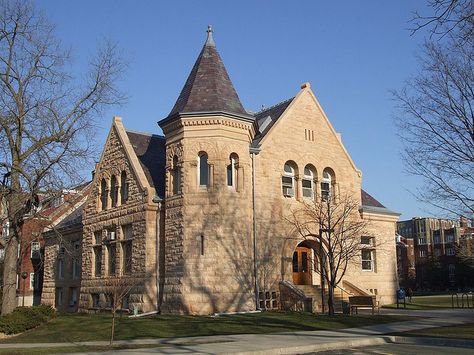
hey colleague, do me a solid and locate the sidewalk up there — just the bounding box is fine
[2,309,474,354]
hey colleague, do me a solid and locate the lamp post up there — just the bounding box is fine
[21,271,28,307]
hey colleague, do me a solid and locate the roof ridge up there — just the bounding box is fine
[256,97,294,116]
[125,129,164,139]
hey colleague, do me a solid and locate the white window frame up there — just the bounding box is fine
[282,163,295,197]
[227,155,238,189]
[29,272,35,290]
[302,166,314,199]
[361,249,374,271]
[418,237,426,245]
[419,250,427,257]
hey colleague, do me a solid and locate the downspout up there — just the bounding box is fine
[152,195,163,313]
[250,146,261,310]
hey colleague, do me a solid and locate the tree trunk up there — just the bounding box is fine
[327,283,335,316]
[1,234,19,315]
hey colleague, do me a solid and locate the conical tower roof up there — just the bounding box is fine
[164,26,249,120]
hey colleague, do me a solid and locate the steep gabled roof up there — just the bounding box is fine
[164,27,248,121]
[252,97,294,146]
[126,130,166,198]
[361,189,385,208]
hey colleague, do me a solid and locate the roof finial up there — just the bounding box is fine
[206,24,215,47]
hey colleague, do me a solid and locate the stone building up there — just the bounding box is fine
[47,28,401,314]
[396,217,465,290]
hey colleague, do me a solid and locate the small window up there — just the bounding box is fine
[122,224,133,240]
[57,259,64,279]
[361,250,373,271]
[29,272,35,290]
[282,162,296,197]
[292,252,298,272]
[120,171,129,204]
[94,246,102,277]
[110,175,118,207]
[200,235,205,256]
[72,258,80,279]
[419,250,426,257]
[361,236,373,246]
[321,169,333,201]
[94,231,102,245]
[448,264,456,282]
[302,166,314,199]
[108,244,116,276]
[70,287,78,307]
[172,156,181,194]
[100,178,107,210]
[227,154,239,189]
[418,237,426,245]
[56,288,63,307]
[31,241,41,259]
[446,247,455,256]
[122,240,132,274]
[91,293,100,308]
[446,233,455,243]
[198,152,209,187]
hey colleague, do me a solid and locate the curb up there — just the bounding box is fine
[392,336,474,349]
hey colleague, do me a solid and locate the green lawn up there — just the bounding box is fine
[1,311,414,344]
[394,323,474,340]
[383,294,458,309]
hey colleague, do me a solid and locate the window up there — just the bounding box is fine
[70,287,78,306]
[58,246,66,257]
[198,152,209,187]
[120,171,128,204]
[122,224,132,240]
[282,162,295,197]
[72,258,80,279]
[446,247,455,256]
[321,169,332,201]
[29,272,35,290]
[418,237,426,245]
[448,264,456,282]
[100,178,107,210]
[302,165,315,199]
[122,240,132,274]
[433,234,441,244]
[94,246,102,277]
[200,235,205,256]
[227,154,239,189]
[91,293,100,308]
[361,250,373,271]
[108,244,116,276]
[105,293,113,308]
[172,156,181,194]
[57,259,64,280]
[292,252,298,272]
[2,221,9,238]
[94,231,102,245]
[31,241,41,259]
[446,233,454,243]
[361,236,373,246]
[110,175,118,207]
[419,250,426,257]
[56,288,63,307]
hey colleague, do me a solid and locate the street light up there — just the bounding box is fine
[21,271,28,307]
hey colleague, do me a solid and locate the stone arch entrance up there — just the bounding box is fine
[291,240,322,286]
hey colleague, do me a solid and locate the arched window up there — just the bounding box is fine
[172,155,181,194]
[120,171,128,204]
[282,162,296,197]
[100,178,107,210]
[198,152,209,187]
[227,153,239,189]
[321,169,333,201]
[302,165,315,199]
[110,175,118,207]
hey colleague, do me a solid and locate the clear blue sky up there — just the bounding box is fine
[41,0,436,220]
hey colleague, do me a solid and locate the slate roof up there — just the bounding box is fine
[126,130,166,197]
[55,203,84,230]
[252,97,294,146]
[165,29,248,120]
[361,189,386,208]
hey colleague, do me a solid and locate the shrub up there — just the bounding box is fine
[0,305,56,334]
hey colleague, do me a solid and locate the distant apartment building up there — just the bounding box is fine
[396,217,474,290]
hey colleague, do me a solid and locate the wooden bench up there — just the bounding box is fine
[349,295,379,315]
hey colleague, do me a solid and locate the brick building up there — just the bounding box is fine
[43,28,401,314]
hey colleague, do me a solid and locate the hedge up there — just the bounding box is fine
[0,305,56,335]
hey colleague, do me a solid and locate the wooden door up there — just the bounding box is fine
[292,247,312,285]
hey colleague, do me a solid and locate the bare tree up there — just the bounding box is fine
[0,0,125,314]
[287,195,369,316]
[411,0,474,41]
[103,274,141,346]
[394,37,473,217]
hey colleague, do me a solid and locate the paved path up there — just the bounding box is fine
[2,309,474,354]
